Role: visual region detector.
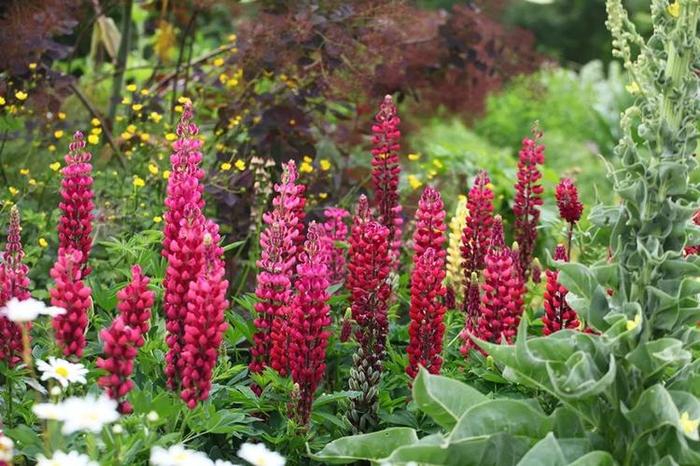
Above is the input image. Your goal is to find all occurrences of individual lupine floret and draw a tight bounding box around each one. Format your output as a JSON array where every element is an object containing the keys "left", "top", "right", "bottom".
[
  {"left": 58, "top": 131, "right": 94, "bottom": 276},
  {"left": 96, "top": 316, "right": 141, "bottom": 414},
  {"left": 513, "top": 131, "right": 544, "bottom": 278},
  {"left": 406, "top": 247, "right": 446, "bottom": 380},
  {"left": 346, "top": 198, "right": 392, "bottom": 433},
  {"left": 322, "top": 207, "right": 350, "bottom": 284},
  {"left": 445, "top": 196, "right": 468, "bottom": 305},
  {"left": 116, "top": 265, "right": 154, "bottom": 346},
  {"left": 180, "top": 221, "right": 229, "bottom": 409},
  {"left": 371, "top": 95, "right": 403, "bottom": 270},
  {"left": 50, "top": 249, "right": 92, "bottom": 358},
  {"left": 461, "top": 171, "right": 494, "bottom": 316},
  {"left": 0, "top": 206, "right": 31, "bottom": 366},
  {"left": 542, "top": 245, "right": 580, "bottom": 335},
  {"left": 288, "top": 223, "right": 332, "bottom": 425},
  {"left": 555, "top": 177, "right": 584, "bottom": 257}
]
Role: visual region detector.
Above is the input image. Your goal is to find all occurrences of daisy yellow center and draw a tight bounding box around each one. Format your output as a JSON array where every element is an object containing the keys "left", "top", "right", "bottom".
[
  {"left": 55, "top": 366, "right": 70, "bottom": 378},
  {"left": 174, "top": 452, "right": 189, "bottom": 461}
]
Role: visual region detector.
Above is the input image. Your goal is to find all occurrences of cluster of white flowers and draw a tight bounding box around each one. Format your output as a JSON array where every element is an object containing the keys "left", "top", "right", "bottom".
[
  {"left": 36, "top": 450, "right": 98, "bottom": 466},
  {"left": 0, "top": 433, "right": 14, "bottom": 463},
  {"left": 150, "top": 442, "right": 285, "bottom": 466},
  {"left": 37, "top": 357, "right": 88, "bottom": 388},
  {"left": 33, "top": 393, "right": 120, "bottom": 435},
  {"left": 0, "top": 297, "right": 65, "bottom": 322}
]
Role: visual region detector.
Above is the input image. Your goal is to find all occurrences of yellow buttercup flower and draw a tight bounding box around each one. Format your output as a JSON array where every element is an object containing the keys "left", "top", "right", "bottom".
[
  {"left": 149, "top": 112, "right": 162, "bottom": 123},
  {"left": 140, "top": 133, "right": 150, "bottom": 142},
  {"left": 162, "top": 170, "right": 171, "bottom": 180},
  {"left": 177, "top": 96, "right": 191, "bottom": 105},
  {"left": 132, "top": 176, "right": 145, "bottom": 188},
  {"left": 121, "top": 132, "right": 133, "bottom": 141},
  {"left": 228, "top": 33, "right": 237, "bottom": 42},
  {"left": 91, "top": 118, "right": 101, "bottom": 127},
  {"left": 153, "top": 216, "right": 163, "bottom": 224},
  {"left": 28, "top": 179, "right": 37, "bottom": 186},
  {"left": 165, "top": 133, "right": 177, "bottom": 141},
  {"left": 213, "top": 57, "right": 225, "bottom": 67},
  {"left": 38, "top": 238, "right": 48, "bottom": 248},
  {"left": 48, "top": 145, "right": 56, "bottom": 153},
  {"left": 303, "top": 155, "right": 313, "bottom": 163},
  {"left": 54, "top": 130, "right": 64, "bottom": 139},
  {"left": 319, "top": 159, "right": 331, "bottom": 171},
  {"left": 0, "top": 97, "right": 6, "bottom": 106},
  {"left": 121, "top": 97, "right": 131, "bottom": 105},
  {"left": 15, "top": 91, "right": 28, "bottom": 101},
  {"left": 220, "top": 162, "right": 232, "bottom": 171},
  {"left": 8, "top": 187, "right": 19, "bottom": 196},
  {"left": 408, "top": 153, "right": 421, "bottom": 161},
  {"left": 299, "top": 161, "right": 313, "bottom": 173},
  {"left": 28, "top": 63, "right": 37, "bottom": 70},
  {"left": 126, "top": 84, "right": 137, "bottom": 92},
  {"left": 126, "top": 124, "right": 137, "bottom": 134},
  {"left": 49, "top": 162, "right": 61, "bottom": 172},
  {"left": 407, "top": 175, "right": 422, "bottom": 190},
  {"left": 148, "top": 163, "right": 159, "bottom": 175},
  {"left": 132, "top": 103, "right": 144, "bottom": 112},
  {"left": 174, "top": 105, "right": 183, "bottom": 113},
  {"left": 91, "top": 127, "right": 102, "bottom": 135},
  {"left": 667, "top": 1, "right": 680, "bottom": 18},
  {"left": 87, "top": 134, "right": 100, "bottom": 145},
  {"left": 318, "top": 192, "right": 328, "bottom": 199},
  {"left": 19, "top": 168, "right": 29, "bottom": 176},
  {"left": 140, "top": 89, "right": 149, "bottom": 96},
  {"left": 680, "top": 412, "right": 699, "bottom": 436},
  {"left": 235, "top": 159, "right": 246, "bottom": 171},
  {"left": 57, "top": 112, "right": 66, "bottom": 120}
]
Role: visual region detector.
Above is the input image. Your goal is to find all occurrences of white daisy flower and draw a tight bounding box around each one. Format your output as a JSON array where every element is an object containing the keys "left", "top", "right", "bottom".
[
  {"left": 36, "top": 450, "right": 98, "bottom": 466},
  {"left": 0, "top": 297, "right": 65, "bottom": 323},
  {"left": 0, "top": 434, "right": 14, "bottom": 462},
  {"left": 150, "top": 445, "right": 214, "bottom": 466},
  {"left": 37, "top": 357, "right": 88, "bottom": 388},
  {"left": 59, "top": 394, "right": 120, "bottom": 435},
  {"left": 237, "top": 443, "right": 286, "bottom": 466},
  {"left": 33, "top": 402, "right": 65, "bottom": 420}
]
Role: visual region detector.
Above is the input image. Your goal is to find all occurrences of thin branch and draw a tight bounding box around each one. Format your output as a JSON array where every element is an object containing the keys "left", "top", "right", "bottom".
[{"left": 107, "top": 0, "right": 134, "bottom": 129}]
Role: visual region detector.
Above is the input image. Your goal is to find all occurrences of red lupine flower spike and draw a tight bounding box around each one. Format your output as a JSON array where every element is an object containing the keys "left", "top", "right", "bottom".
[
  {"left": 555, "top": 177, "right": 584, "bottom": 257},
  {"left": 97, "top": 316, "right": 141, "bottom": 414},
  {"left": 371, "top": 95, "right": 403, "bottom": 270},
  {"left": 116, "top": 265, "right": 154, "bottom": 348},
  {"left": 459, "top": 271, "right": 481, "bottom": 356},
  {"left": 542, "top": 244, "right": 580, "bottom": 335},
  {"left": 413, "top": 186, "right": 447, "bottom": 261},
  {"left": 513, "top": 132, "right": 545, "bottom": 278},
  {"left": 322, "top": 207, "right": 350, "bottom": 284},
  {"left": 58, "top": 131, "right": 94, "bottom": 276}
]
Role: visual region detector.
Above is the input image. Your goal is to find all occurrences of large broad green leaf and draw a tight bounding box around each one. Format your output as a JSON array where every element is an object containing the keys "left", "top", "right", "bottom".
[
  {"left": 413, "top": 367, "right": 488, "bottom": 430},
  {"left": 308, "top": 427, "right": 419, "bottom": 464},
  {"left": 623, "top": 385, "right": 700, "bottom": 443},
  {"left": 516, "top": 433, "right": 567, "bottom": 466},
  {"left": 567, "top": 451, "right": 617, "bottom": 466},
  {"left": 626, "top": 338, "right": 691, "bottom": 381},
  {"left": 450, "top": 399, "right": 552, "bottom": 442},
  {"left": 546, "top": 353, "right": 616, "bottom": 401},
  {"left": 557, "top": 262, "right": 610, "bottom": 330}
]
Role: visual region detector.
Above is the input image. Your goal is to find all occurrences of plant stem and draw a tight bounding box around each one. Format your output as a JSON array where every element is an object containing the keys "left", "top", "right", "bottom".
[
  {"left": 566, "top": 222, "right": 574, "bottom": 259},
  {"left": 5, "top": 372, "right": 13, "bottom": 428},
  {"left": 108, "top": 0, "right": 134, "bottom": 130}
]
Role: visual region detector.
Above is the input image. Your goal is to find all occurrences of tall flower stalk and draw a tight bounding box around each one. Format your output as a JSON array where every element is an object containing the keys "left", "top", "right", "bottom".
[
  {"left": 50, "top": 249, "right": 91, "bottom": 358},
  {"left": 322, "top": 207, "right": 350, "bottom": 284},
  {"left": 555, "top": 177, "right": 583, "bottom": 257},
  {"left": 371, "top": 95, "right": 403, "bottom": 270},
  {"left": 542, "top": 245, "right": 580, "bottom": 335},
  {"left": 445, "top": 196, "right": 468, "bottom": 306}
]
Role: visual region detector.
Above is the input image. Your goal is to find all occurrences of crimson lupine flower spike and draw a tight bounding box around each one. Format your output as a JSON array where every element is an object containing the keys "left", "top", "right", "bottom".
[
  {"left": 162, "top": 102, "right": 207, "bottom": 390},
  {"left": 555, "top": 178, "right": 584, "bottom": 257},
  {"left": 542, "top": 245, "right": 580, "bottom": 335},
  {"left": 322, "top": 207, "right": 350, "bottom": 284},
  {"left": 371, "top": 95, "right": 403, "bottom": 270},
  {"left": 474, "top": 217, "right": 525, "bottom": 347},
  {"left": 288, "top": 222, "right": 332, "bottom": 425},
  {"left": 513, "top": 132, "right": 544, "bottom": 278},
  {"left": 181, "top": 221, "right": 229, "bottom": 409},
  {"left": 50, "top": 249, "right": 92, "bottom": 357},
  {"left": 0, "top": 206, "right": 31, "bottom": 366},
  {"left": 461, "top": 171, "right": 494, "bottom": 316},
  {"left": 413, "top": 186, "right": 447, "bottom": 261},
  {"left": 346, "top": 198, "right": 392, "bottom": 433},
  {"left": 116, "top": 265, "right": 154, "bottom": 347},
  {"left": 406, "top": 248, "right": 447, "bottom": 380},
  {"left": 58, "top": 132, "right": 94, "bottom": 276},
  {"left": 97, "top": 316, "right": 141, "bottom": 414}
]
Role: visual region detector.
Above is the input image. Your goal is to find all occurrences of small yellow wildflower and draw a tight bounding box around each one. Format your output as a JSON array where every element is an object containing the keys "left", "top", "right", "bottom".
[
  {"left": 28, "top": 63, "right": 37, "bottom": 70},
  {"left": 126, "top": 124, "right": 137, "bottom": 134},
  {"left": 49, "top": 162, "right": 61, "bottom": 172},
  {"left": 148, "top": 163, "right": 159, "bottom": 175},
  {"left": 303, "top": 156, "right": 313, "bottom": 163},
  {"left": 177, "top": 96, "right": 191, "bottom": 105},
  {"left": 132, "top": 103, "right": 143, "bottom": 112},
  {"left": 153, "top": 216, "right": 163, "bottom": 224},
  {"left": 162, "top": 170, "right": 171, "bottom": 180},
  {"left": 407, "top": 175, "right": 422, "bottom": 190},
  {"left": 140, "top": 89, "right": 149, "bottom": 97},
  {"left": 174, "top": 105, "right": 183, "bottom": 113},
  {"left": 319, "top": 159, "right": 331, "bottom": 171},
  {"left": 0, "top": 97, "right": 6, "bottom": 106},
  {"left": 57, "top": 112, "right": 66, "bottom": 120},
  {"left": 126, "top": 84, "right": 137, "bottom": 92},
  {"left": 680, "top": 412, "right": 699, "bottom": 436},
  {"left": 433, "top": 159, "right": 444, "bottom": 169},
  {"left": 667, "top": 1, "right": 680, "bottom": 18},
  {"left": 299, "top": 161, "right": 313, "bottom": 173},
  {"left": 38, "top": 238, "right": 48, "bottom": 248},
  {"left": 221, "top": 162, "right": 232, "bottom": 171},
  {"left": 28, "top": 179, "right": 37, "bottom": 186},
  {"left": 626, "top": 313, "right": 642, "bottom": 332},
  {"left": 214, "top": 57, "right": 225, "bottom": 67},
  {"left": 91, "top": 127, "right": 102, "bottom": 135},
  {"left": 228, "top": 34, "right": 237, "bottom": 42},
  {"left": 149, "top": 112, "right": 162, "bottom": 123},
  {"left": 8, "top": 187, "right": 19, "bottom": 196},
  {"left": 54, "top": 130, "right": 64, "bottom": 139},
  {"left": 140, "top": 133, "right": 150, "bottom": 142},
  {"left": 19, "top": 168, "right": 29, "bottom": 176},
  {"left": 121, "top": 132, "right": 133, "bottom": 141},
  {"left": 15, "top": 91, "right": 28, "bottom": 101},
  {"left": 132, "top": 176, "right": 145, "bottom": 188},
  {"left": 235, "top": 159, "right": 246, "bottom": 171},
  {"left": 91, "top": 118, "right": 101, "bottom": 126},
  {"left": 408, "top": 153, "right": 421, "bottom": 161},
  {"left": 318, "top": 192, "right": 328, "bottom": 199},
  {"left": 48, "top": 145, "right": 56, "bottom": 153},
  {"left": 165, "top": 133, "right": 177, "bottom": 141},
  {"left": 625, "top": 82, "right": 640, "bottom": 94},
  {"left": 121, "top": 97, "right": 131, "bottom": 105},
  {"left": 87, "top": 134, "right": 100, "bottom": 145}
]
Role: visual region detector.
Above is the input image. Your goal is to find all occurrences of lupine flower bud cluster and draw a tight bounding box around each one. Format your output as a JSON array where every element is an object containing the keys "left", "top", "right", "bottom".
[
  {"left": 97, "top": 266, "right": 155, "bottom": 413},
  {"left": 322, "top": 207, "right": 350, "bottom": 284},
  {"left": 0, "top": 206, "right": 31, "bottom": 366},
  {"left": 50, "top": 249, "right": 91, "bottom": 357},
  {"left": 542, "top": 245, "right": 580, "bottom": 335},
  {"left": 445, "top": 196, "right": 468, "bottom": 302},
  {"left": 58, "top": 131, "right": 94, "bottom": 276},
  {"left": 555, "top": 178, "right": 584, "bottom": 224},
  {"left": 513, "top": 133, "right": 544, "bottom": 277},
  {"left": 288, "top": 223, "right": 331, "bottom": 424},
  {"left": 412, "top": 187, "right": 446, "bottom": 260},
  {"left": 181, "top": 222, "right": 229, "bottom": 409},
  {"left": 371, "top": 95, "right": 403, "bottom": 269},
  {"left": 346, "top": 196, "right": 392, "bottom": 433}
]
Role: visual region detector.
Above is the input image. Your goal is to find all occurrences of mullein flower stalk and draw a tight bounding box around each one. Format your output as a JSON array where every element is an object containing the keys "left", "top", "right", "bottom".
[
  {"left": 406, "top": 248, "right": 446, "bottom": 379},
  {"left": 0, "top": 206, "right": 31, "bottom": 366},
  {"left": 50, "top": 249, "right": 92, "bottom": 358},
  {"left": 513, "top": 131, "right": 544, "bottom": 278},
  {"left": 58, "top": 131, "right": 94, "bottom": 276},
  {"left": 371, "top": 95, "right": 403, "bottom": 270},
  {"left": 555, "top": 178, "right": 583, "bottom": 257},
  {"left": 346, "top": 196, "right": 392, "bottom": 433},
  {"left": 322, "top": 207, "right": 350, "bottom": 284},
  {"left": 445, "top": 196, "right": 468, "bottom": 305},
  {"left": 461, "top": 171, "right": 494, "bottom": 316},
  {"left": 288, "top": 223, "right": 332, "bottom": 425},
  {"left": 181, "top": 221, "right": 229, "bottom": 409},
  {"left": 162, "top": 102, "right": 207, "bottom": 390},
  {"left": 542, "top": 245, "right": 580, "bottom": 335}
]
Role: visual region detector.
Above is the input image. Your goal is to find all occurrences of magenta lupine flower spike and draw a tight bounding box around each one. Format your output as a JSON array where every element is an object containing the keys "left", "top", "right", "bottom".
[
  {"left": 413, "top": 186, "right": 446, "bottom": 261},
  {"left": 406, "top": 247, "right": 446, "bottom": 380},
  {"left": 0, "top": 206, "right": 31, "bottom": 366},
  {"left": 555, "top": 177, "right": 584, "bottom": 257},
  {"left": 97, "top": 316, "right": 141, "bottom": 414},
  {"left": 288, "top": 222, "right": 332, "bottom": 425},
  {"left": 460, "top": 171, "right": 494, "bottom": 317},
  {"left": 542, "top": 245, "right": 580, "bottom": 335},
  {"left": 162, "top": 102, "right": 207, "bottom": 390},
  {"left": 371, "top": 95, "right": 403, "bottom": 270},
  {"left": 513, "top": 132, "right": 544, "bottom": 278},
  {"left": 181, "top": 220, "right": 229, "bottom": 409},
  {"left": 116, "top": 265, "right": 154, "bottom": 347},
  {"left": 50, "top": 249, "right": 92, "bottom": 357},
  {"left": 322, "top": 207, "right": 350, "bottom": 284},
  {"left": 58, "top": 131, "right": 94, "bottom": 276}
]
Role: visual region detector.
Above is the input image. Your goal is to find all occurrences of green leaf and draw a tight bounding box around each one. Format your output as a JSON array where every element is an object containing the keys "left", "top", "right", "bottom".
[
  {"left": 567, "top": 451, "right": 617, "bottom": 466},
  {"left": 308, "top": 427, "right": 419, "bottom": 464},
  {"left": 450, "top": 399, "right": 552, "bottom": 442},
  {"left": 516, "top": 433, "right": 566, "bottom": 466},
  {"left": 626, "top": 338, "right": 691, "bottom": 381},
  {"left": 413, "top": 367, "right": 488, "bottom": 430}
]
